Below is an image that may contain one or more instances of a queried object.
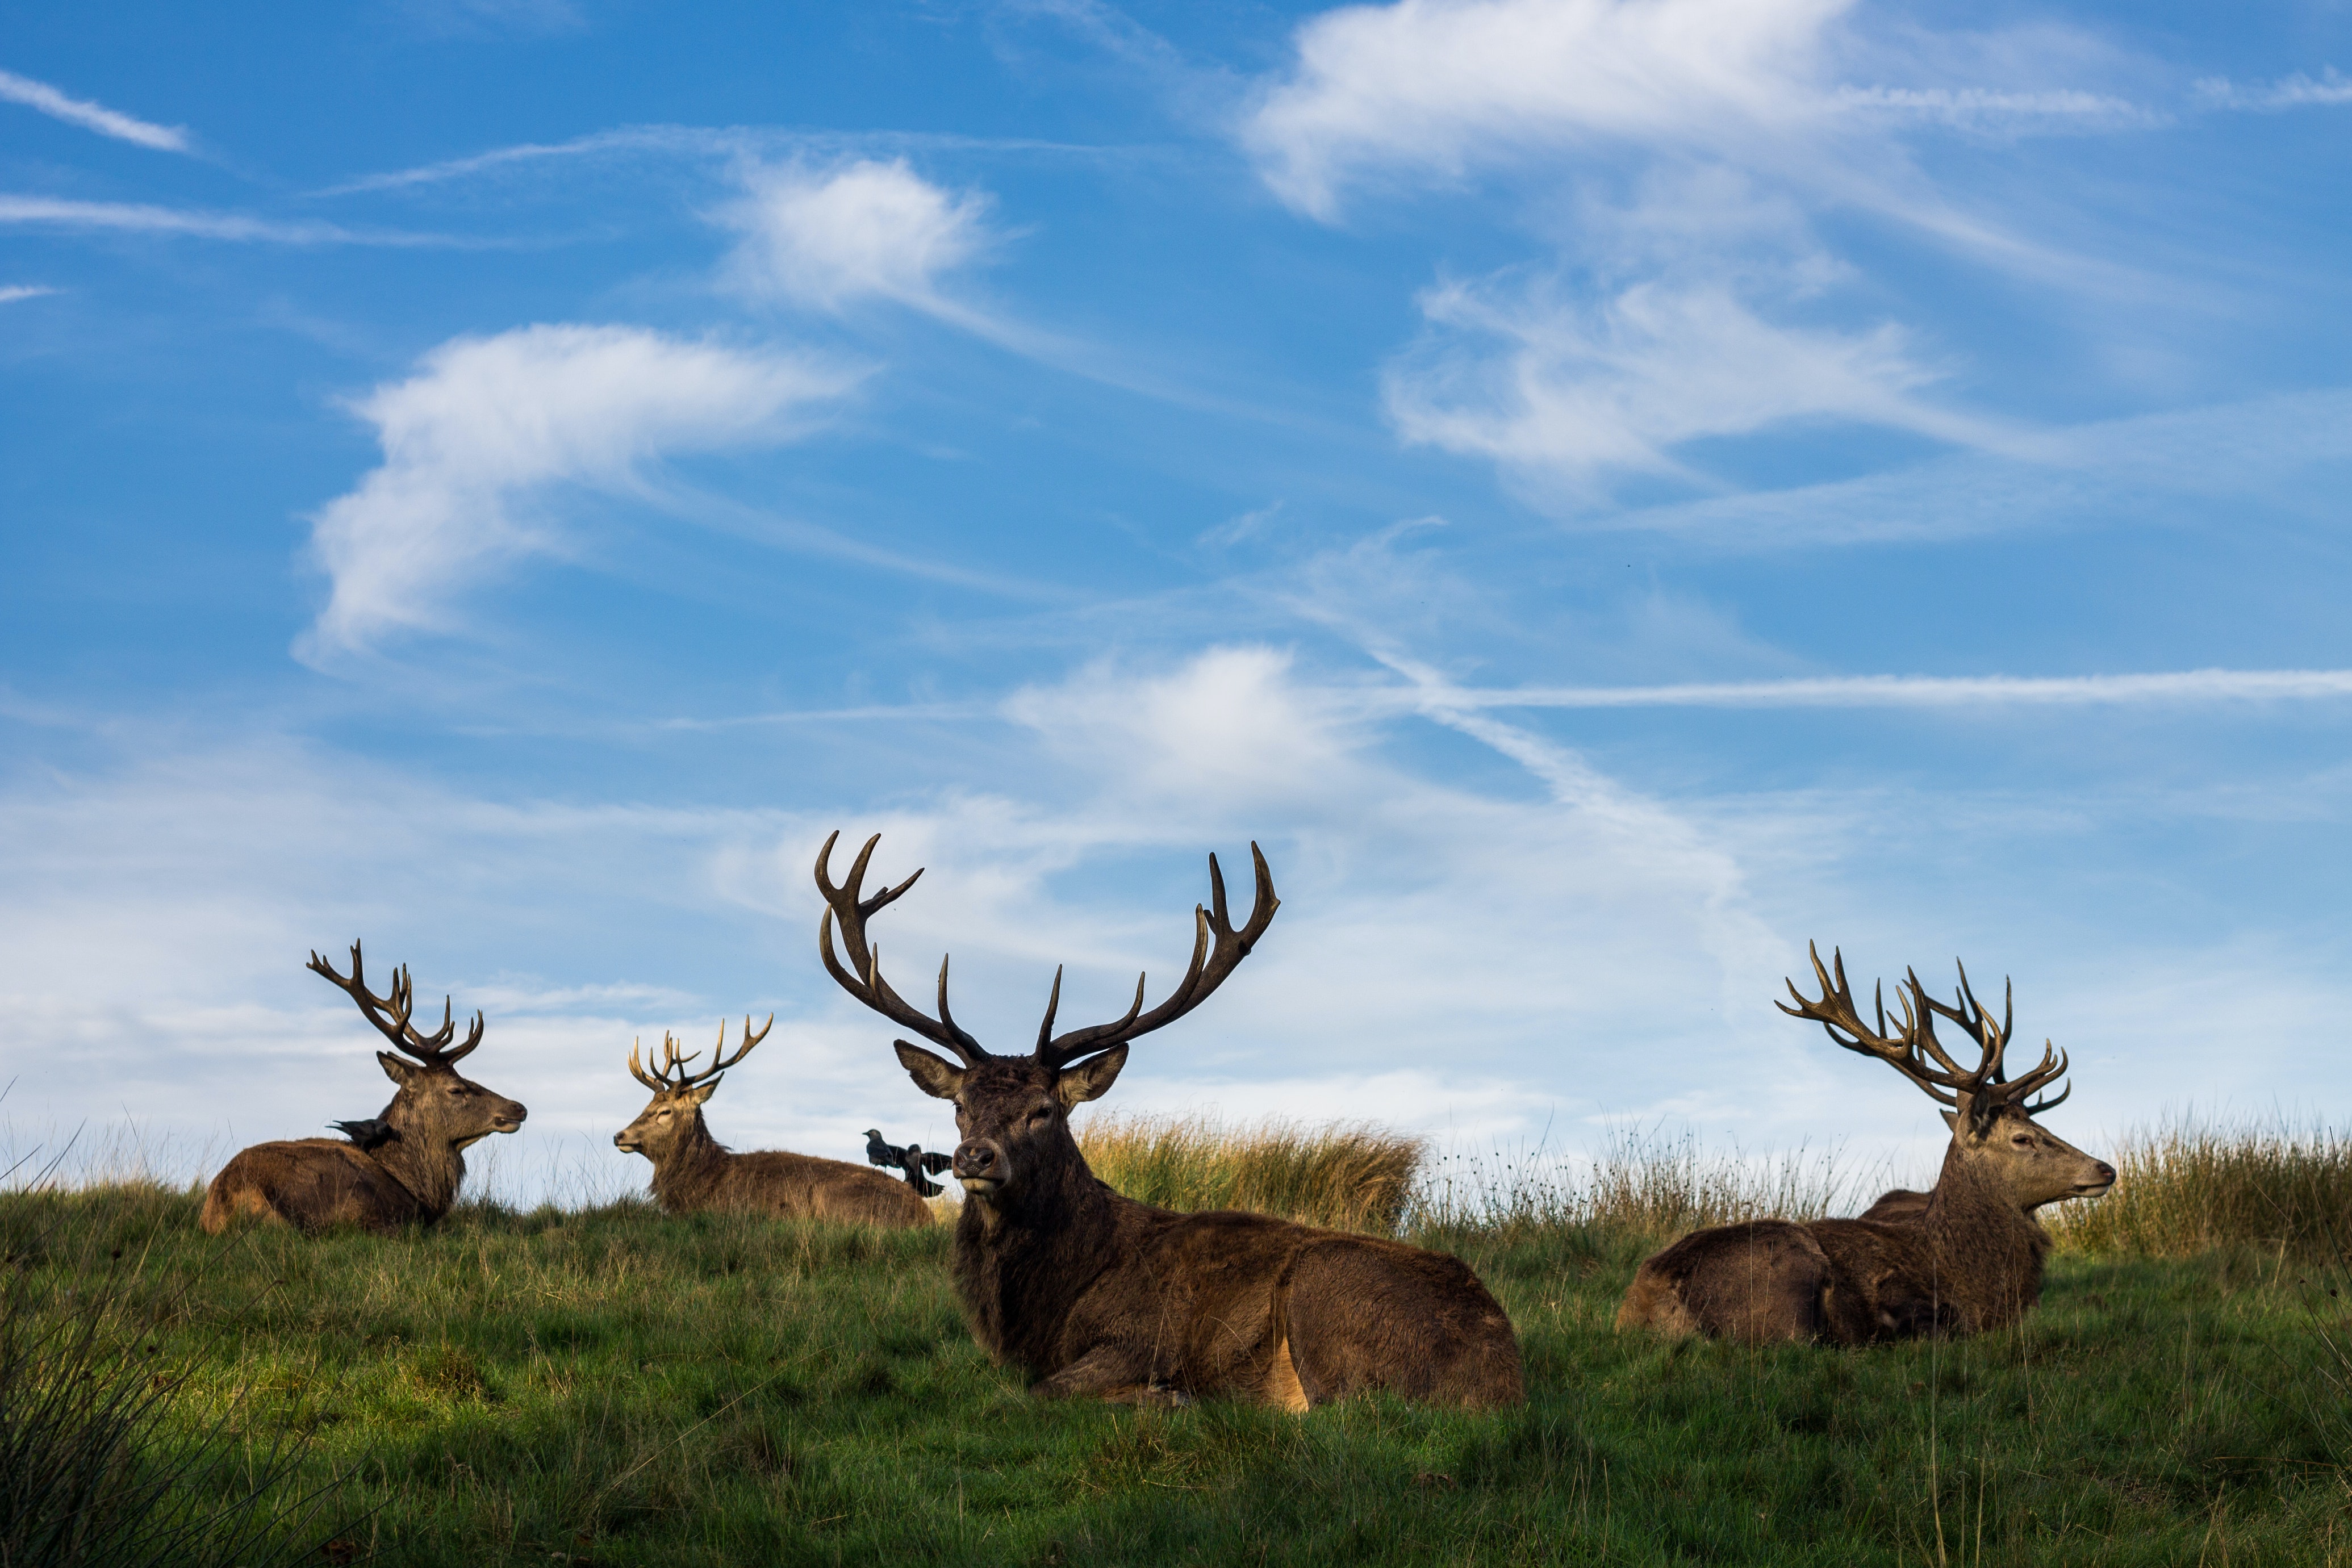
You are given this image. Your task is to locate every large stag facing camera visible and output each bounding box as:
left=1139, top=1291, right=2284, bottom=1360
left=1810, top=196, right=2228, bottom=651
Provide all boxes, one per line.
left=817, top=831, right=1524, bottom=1411
left=199, top=942, right=528, bottom=1235
left=1618, top=944, right=2114, bottom=1345
left=613, top=1015, right=931, bottom=1226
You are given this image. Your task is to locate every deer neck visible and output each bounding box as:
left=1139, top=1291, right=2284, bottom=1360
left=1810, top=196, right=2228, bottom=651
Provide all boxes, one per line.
left=951, top=1142, right=1124, bottom=1371
left=1920, top=1145, right=2052, bottom=1328
left=370, top=1097, right=466, bottom=1219
left=647, top=1113, right=730, bottom=1210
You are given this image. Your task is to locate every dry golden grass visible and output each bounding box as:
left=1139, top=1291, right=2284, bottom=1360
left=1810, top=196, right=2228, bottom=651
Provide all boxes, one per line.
left=2046, top=1116, right=2352, bottom=1261
left=1072, top=1113, right=1424, bottom=1234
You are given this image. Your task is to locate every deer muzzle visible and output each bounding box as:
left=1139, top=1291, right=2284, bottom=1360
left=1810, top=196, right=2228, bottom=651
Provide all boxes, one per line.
left=2073, top=1160, right=2116, bottom=1196
left=954, top=1138, right=1008, bottom=1197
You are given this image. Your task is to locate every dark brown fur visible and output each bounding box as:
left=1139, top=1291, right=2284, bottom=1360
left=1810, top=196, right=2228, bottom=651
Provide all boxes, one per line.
left=1619, top=1100, right=2112, bottom=1345
left=615, top=1082, right=929, bottom=1227
left=918, top=1052, right=1523, bottom=1409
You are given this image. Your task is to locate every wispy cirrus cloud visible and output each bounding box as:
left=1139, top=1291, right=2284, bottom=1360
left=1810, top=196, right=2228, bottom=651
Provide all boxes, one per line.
left=1382, top=668, right=2352, bottom=713
left=2193, top=68, right=2352, bottom=112
left=301, top=324, right=859, bottom=660
left=0, top=66, right=188, bottom=152
left=0, top=194, right=448, bottom=245
left=0, top=284, right=58, bottom=304
left=1384, top=271, right=2036, bottom=494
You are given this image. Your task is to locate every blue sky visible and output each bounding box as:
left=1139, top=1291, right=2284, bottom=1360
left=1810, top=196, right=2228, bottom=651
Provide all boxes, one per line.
left=5, top=0, right=2351, bottom=1201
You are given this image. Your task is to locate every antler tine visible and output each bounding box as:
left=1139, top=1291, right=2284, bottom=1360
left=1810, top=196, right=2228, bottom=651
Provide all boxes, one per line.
left=1778, top=943, right=1969, bottom=1106
left=1038, top=843, right=1278, bottom=1071
left=814, top=831, right=986, bottom=1064
left=626, top=1036, right=666, bottom=1091
left=701, top=1013, right=774, bottom=1081
left=307, top=940, right=482, bottom=1066
left=1033, top=967, right=1064, bottom=1055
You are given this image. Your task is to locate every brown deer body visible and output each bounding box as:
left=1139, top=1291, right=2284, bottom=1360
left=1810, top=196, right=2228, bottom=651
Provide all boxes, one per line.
left=613, top=1018, right=930, bottom=1227
left=200, top=944, right=527, bottom=1235
left=817, top=832, right=1523, bottom=1410
left=1618, top=946, right=2112, bottom=1345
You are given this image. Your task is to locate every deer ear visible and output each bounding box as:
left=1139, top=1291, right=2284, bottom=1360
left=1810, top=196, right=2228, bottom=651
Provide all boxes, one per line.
left=684, top=1081, right=719, bottom=1107
left=377, top=1051, right=419, bottom=1087
left=1055, top=1044, right=1129, bottom=1108
left=894, top=1040, right=964, bottom=1100
left=1940, top=1109, right=1960, bottom=1132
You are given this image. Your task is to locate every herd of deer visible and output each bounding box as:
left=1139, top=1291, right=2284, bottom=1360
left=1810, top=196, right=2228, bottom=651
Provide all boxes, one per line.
left=198, top=833, right=2115, bottom=1412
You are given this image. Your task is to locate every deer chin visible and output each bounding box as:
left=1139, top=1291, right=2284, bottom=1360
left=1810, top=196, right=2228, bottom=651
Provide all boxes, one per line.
left=958, top=1175, right=1006, bottom=1199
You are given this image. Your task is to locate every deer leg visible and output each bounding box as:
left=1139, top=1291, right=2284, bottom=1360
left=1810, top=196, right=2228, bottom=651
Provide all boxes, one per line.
left=1029, top=1346, right=1191, bottom=1407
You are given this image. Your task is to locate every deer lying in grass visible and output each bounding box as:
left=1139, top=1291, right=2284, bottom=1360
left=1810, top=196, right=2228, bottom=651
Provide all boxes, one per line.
left=817, top=831, right=1523, bottom=1410
left=1618, top=944, right=2113, bottom=1345
left=613, top=1017, right=931, bottom=1227
left=200, top=943, right=527, bottom=1235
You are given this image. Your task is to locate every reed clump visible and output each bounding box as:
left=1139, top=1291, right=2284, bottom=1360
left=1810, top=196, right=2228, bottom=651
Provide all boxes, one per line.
left=2046, top=1117, right=2352, bottom=1262
left=1073, top=1114, right=1425, bottom=1234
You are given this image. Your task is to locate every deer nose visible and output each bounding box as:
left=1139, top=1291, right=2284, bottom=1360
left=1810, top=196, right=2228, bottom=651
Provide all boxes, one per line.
left=2095, top=1161, right=2116, bottom=1183
left=953, top=1140, right=999, bottom=1178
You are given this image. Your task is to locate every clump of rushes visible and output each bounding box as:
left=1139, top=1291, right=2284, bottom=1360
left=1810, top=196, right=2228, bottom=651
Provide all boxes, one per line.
left=1072, top=1114, right=1426, bottom=1235
left=2046, top=1116, right=2352, bottom=1262
left=0, top=1199, right=336, bottom=1567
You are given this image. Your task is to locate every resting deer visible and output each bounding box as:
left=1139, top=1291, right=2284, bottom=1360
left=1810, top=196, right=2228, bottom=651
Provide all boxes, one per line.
left=1618, top=945, right=2113, bottom=1345
left=613, top=1017, right=930, bottom=1227
left=200, top=943, right=527, bottom=1235
left=816, top=831, right=1523, bottom=1410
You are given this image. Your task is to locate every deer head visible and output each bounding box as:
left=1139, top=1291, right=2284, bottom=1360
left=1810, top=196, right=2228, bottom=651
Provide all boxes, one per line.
left=814, top=831, right=1277, bottom=1212
left=614, top=1015, right=773, bottom=1162
left=307, top=942, right=527, bottom=1151
left=1780, top=943, right=2113, bottom=1209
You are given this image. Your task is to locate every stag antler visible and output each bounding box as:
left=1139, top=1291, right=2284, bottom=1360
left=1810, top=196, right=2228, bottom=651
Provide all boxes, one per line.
left=1033, top=844, right=1279, bottom=1071
left=813, top=831, right=1280, bottom=1070
left=307, top=940, right=482, bottom=1065
left=814, top=831, right=985, bottom=1064
left=1779, top=943, right=2070, bottom=1128
left=626, top=1014, right=774, bottom=1093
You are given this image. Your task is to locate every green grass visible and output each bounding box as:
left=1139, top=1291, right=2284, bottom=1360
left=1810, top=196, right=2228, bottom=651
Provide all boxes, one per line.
left=6, top=1178, right=2351, bottom=1566
left=1074, top=1113, right=1424, bottom=1234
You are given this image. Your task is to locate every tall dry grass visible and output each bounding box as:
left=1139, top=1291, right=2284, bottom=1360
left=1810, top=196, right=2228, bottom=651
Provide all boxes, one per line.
left=1073, top=1114, right=1424, bottom=1234
left=2046, top=1117, right=2352, bottom=1261
left=1419, top=1126, right=1881, bottom=1240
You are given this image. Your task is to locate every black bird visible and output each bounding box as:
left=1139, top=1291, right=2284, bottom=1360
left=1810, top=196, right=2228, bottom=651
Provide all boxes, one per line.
left=863, top=1128, right=953, bottom=1198
left=328, top=1117, right=396, bottom=1152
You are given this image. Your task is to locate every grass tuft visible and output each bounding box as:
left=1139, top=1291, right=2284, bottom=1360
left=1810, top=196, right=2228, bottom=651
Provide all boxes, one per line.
left=1074, top=1113, right=1424, bottom=1234
left=2048, top=1117, right=2352, bottom=1262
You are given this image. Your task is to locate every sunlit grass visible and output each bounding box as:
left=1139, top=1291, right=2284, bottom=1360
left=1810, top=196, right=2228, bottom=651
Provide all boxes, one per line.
left=2047, top=1117, right=2352, bottom=1263
left=1073, top=1112, right=1424, bottom=1234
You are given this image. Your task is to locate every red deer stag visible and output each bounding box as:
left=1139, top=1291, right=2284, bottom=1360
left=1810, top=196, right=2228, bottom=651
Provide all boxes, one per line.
left=613, top=1016, right=931, bottom=1227
left=1618, top=944, right=2113, bottom=1344
left=200, top=943, right=527, bottom=1235
left=815, top=831, right=1523, bottom=1410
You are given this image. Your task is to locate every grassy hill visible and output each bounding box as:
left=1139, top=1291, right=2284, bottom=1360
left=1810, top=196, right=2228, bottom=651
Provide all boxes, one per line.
left=4, top=1126, right=2350, bottom=1566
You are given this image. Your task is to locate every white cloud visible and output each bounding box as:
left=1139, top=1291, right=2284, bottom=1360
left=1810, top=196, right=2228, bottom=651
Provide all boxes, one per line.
left=0, top=68, right=188, bottom=152
left=0, top=194, right=433, bottom=245
left=1243, top=0, right=1849, bottom=220
left=2194, top=68, right=2352, bottom=111
left=301, top=324, right=858, bottom=658
left=0, top=285, right=57, bottom=304
left=717, top=158, right=994, bottom=315
left=1381, top=668, right=2352, bottom=713
left=1384, top=271, right=2024, bottom=492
